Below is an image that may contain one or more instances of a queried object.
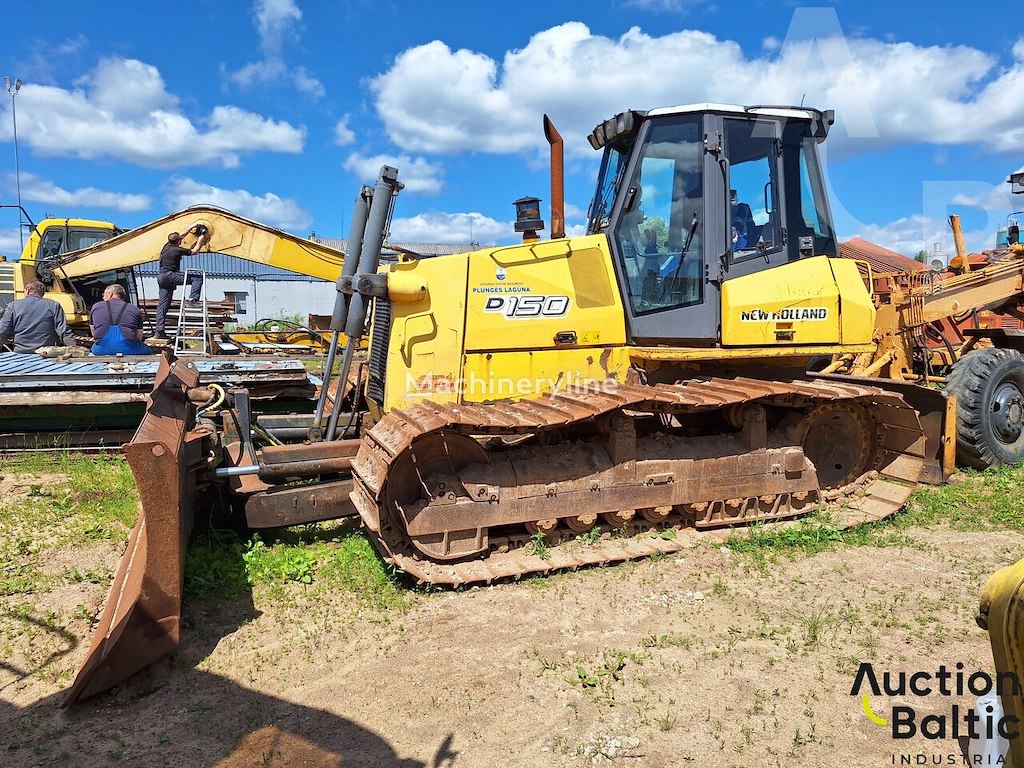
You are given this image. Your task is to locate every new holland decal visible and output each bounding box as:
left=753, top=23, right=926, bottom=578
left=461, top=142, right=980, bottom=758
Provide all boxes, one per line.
left=740, top=307, right=829, bottom=322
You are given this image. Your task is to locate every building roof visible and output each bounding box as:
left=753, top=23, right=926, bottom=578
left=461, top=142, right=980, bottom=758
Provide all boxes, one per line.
left=310, top=237, right=475, bottom=257
left=136, top=239, right=477, bottom=282
left=838, top=237, right=928, bottom=273
left=136, top=253, right=323, bottom=281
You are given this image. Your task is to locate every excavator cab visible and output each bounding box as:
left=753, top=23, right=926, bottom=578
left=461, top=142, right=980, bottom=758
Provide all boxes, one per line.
left=587, top=105, right=839, bottom=345
left=19, top=218, right=124, bottom=321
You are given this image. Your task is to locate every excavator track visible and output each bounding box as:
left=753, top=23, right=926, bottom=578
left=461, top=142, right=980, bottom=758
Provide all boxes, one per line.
left=350, top=377, right=930, bottom=585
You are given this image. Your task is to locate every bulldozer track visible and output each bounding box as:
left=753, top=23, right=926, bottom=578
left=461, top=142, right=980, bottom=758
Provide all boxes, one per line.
left=350, top=377, right=928, bottom=585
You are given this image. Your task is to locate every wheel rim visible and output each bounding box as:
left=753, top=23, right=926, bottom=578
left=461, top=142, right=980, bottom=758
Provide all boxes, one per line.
left=799, top=403, right=876, bottom=488
left=640, top=506, right=672, bottom=523
left=525, top=519, right=558, bottom=535
left=382, top=433, right=489, bottom=561
left=991, top=381, right=1024, bottom=445
left=602, top=509, right=635, bottom=527
left=564, top=514, right=598, bottom=533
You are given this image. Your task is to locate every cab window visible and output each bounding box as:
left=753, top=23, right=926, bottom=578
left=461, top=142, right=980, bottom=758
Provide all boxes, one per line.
left=612, top=116, right=704, bottom=316
left=725, top=119, right=781, bottom=262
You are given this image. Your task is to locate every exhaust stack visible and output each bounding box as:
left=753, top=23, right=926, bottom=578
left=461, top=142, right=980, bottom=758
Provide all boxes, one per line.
left=543, top=115, right=565, bottom=239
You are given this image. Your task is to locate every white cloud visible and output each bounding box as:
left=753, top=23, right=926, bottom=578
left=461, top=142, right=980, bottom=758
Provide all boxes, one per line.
left=11, top=173, right=152, bottom=213
left=849, top=214, right=949, bottom=257
left=389, top=202, right=587, bottom=244
left=0, top=59, right=305, bottom=169
left=343, top=152, right=444, bottom=195
left=848, top=212, right=1003, bottom=258
left=369, top=20, right=1024, bottom=160
left=623, top=0, right=704, bottom=12
left=227, top=58, right=287, bottom=90
left=293, top=67, right=325, bottom=98
left=0, top=227, right=22, bottom=258
left=564, top=202, right=588, bottom=221
left=255, top=0, right=301, bottom=54
left=389, top=211, right=512, bottom=245
left=162, top=177, right=312, bottom=231
left=334, top=116, right=356, bottom=146
left=79, top=57, right=176, bottom=117
left=224, top=0, right=324, bottom=98
left=950, top=184, right=1017, bottom=214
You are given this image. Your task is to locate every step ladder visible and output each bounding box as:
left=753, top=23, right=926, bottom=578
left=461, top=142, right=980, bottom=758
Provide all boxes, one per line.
left=173, top=269, right=209, bottom=355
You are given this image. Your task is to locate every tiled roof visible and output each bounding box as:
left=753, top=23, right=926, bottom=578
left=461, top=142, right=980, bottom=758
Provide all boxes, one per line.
left=838, top=237, right=928, bottom=273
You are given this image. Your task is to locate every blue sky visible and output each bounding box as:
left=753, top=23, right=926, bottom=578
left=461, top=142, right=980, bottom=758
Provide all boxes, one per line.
left=0, top=0, right=1022, bottom=259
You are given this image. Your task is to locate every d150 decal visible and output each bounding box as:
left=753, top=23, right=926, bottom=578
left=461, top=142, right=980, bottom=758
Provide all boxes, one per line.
left=483, top=294, right=571, bottom=319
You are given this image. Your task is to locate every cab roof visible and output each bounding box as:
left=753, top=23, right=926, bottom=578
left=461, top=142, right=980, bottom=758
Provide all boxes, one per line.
left=646, top=103, right=826, bottom=122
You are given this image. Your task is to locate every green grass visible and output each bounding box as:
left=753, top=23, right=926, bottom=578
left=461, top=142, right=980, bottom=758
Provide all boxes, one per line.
left=184, top=522, right=411, bottom=611
left=1, top=451, right=409, bottom=616
left=898, top=464, right=1024, bottom=530
left=6, top=452, right=1024, bottom=626
left=727, top=463, right=1024, bottom=567
left=0, top=451, right=137, bottom=597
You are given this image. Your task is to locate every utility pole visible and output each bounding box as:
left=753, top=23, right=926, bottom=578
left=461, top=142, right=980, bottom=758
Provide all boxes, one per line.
left=4, top=76, right=23, bottom=251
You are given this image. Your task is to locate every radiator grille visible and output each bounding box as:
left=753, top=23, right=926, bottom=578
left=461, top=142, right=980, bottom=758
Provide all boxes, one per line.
left=366, top=299, right=392, bottom=408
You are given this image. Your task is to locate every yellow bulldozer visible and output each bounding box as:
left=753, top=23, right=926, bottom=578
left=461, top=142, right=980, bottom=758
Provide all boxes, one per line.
left=64, top=103, right=1024, bottom=703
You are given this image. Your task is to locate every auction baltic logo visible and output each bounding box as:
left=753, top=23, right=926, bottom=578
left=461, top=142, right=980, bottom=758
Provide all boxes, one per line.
left=851, top=661, right=1020, bottom=764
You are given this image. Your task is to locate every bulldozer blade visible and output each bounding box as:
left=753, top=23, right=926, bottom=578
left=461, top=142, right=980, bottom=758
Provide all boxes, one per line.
left=63, top=355, right=204, bottom=706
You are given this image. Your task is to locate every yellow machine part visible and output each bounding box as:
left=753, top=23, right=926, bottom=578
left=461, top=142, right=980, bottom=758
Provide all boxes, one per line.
left=382, top=235, right=629, bottom=411
left=721, top=256, right=875, bottom=346
left=382, top=254, right=470, bottom=410
left=978, top=560, right=1024, bottom=767
left=14, top=207, right=350, bottom=336
left=18, top=217, right=119, bottom=267
left=8, top=260, right=88, bottom=320
left=463, top=235, right=626, bottom=352
left=54, top=206, right=346, bottom=281
left=461, top=347, right=632, bottom=402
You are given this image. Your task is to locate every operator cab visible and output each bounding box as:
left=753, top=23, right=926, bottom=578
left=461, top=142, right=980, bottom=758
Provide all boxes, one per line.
left=30, top=220, right=132, bottom=310
left=586, top=104, right=838, bottom=345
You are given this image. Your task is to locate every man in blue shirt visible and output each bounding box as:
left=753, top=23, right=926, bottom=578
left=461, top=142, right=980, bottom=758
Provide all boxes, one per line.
left=0, top=281, right=77, bottom=353
left=89, top=284, right=153, bottom=356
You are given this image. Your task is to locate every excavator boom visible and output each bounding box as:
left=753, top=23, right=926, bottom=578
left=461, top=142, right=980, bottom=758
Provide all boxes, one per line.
left=54, top=205, right=346, bottom=281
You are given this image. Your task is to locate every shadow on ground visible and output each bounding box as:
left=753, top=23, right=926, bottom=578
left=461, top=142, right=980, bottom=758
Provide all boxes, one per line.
left=1, top=518, right=447, bottom=768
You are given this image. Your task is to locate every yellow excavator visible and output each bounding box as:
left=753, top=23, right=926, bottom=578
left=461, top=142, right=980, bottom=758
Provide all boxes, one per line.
left=65, top=104, right=1024, bottom=703
left=0, top=205, right=350, bottom=351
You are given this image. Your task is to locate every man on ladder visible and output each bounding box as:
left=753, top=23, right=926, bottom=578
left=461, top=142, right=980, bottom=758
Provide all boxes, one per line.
left=153, top=224, right=208, bottom=340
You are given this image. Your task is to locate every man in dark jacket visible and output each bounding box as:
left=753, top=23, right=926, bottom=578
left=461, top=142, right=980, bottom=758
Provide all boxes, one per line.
left=154, top=224, right=208, bottom=338
left=0, top=281, right=77, bottom=353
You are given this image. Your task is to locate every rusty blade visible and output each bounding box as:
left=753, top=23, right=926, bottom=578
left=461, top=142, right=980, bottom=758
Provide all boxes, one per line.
left=63, top=354, right=202, bottom=706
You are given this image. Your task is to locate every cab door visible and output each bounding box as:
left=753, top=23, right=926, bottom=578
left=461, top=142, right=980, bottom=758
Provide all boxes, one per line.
left=718, top=116, right=787, bottom=279
left=606, top=113, right=722, bottom=345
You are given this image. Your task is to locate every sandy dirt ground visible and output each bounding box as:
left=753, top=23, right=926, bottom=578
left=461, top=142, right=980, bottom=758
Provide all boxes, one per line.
left=2, top=472, right=1023, bottom=767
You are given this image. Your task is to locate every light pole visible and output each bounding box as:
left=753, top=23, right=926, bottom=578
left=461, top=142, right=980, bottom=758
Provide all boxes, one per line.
left=4, top=76, right=22, bottom=251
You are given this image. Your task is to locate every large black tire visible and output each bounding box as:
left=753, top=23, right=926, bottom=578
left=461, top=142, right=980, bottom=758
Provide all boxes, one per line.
left=946, top=347, right=1024, bottom=469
